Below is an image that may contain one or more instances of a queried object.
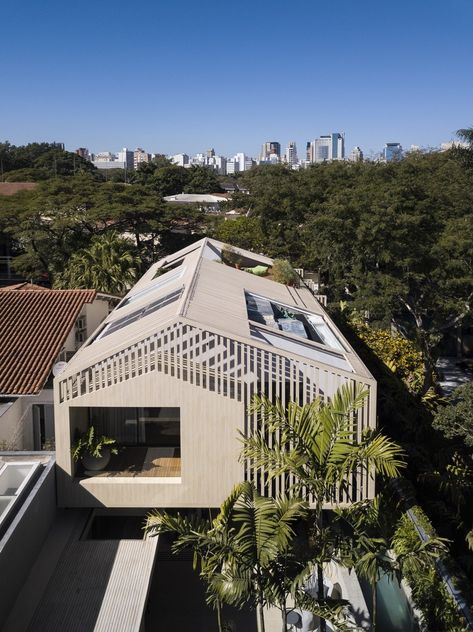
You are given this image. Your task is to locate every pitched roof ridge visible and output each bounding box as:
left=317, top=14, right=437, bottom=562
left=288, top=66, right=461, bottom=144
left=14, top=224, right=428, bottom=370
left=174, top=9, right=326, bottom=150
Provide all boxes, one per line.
left=177, top=238, right=208, bottom=318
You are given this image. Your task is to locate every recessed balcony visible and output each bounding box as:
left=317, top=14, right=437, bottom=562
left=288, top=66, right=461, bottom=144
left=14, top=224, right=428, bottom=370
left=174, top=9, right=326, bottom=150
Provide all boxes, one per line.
left=82, top=447, right=181, bottom=478
left=71, top=407, right=181, bottom=479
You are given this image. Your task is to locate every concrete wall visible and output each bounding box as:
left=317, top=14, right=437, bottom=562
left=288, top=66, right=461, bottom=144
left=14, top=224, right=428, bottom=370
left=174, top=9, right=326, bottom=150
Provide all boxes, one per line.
left=0, top=456, right=56, bottom=629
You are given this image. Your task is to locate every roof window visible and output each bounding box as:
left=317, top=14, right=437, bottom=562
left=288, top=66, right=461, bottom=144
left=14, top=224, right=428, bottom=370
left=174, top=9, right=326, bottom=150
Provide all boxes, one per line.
left=118, top=266, right=185, bottom=309
left=245, top=291, right=344, bottom=351
left=91, top=287, right=183, bottom=343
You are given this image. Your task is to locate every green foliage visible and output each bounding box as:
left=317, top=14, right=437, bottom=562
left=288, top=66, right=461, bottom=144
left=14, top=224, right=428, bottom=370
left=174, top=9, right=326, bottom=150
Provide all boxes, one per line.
left=0, top=141, right=97, bottom=179
left=54, top=231, right=140, bottom=295
left=271, top=259, right=299, bottom=286
left=214, top=216, right=265, bottom=252
left=242, top=385, right=405, bottom=631
left=348, top=314, right=425, bottom=396
left=236, top=152, right=473, bottom=391
left=130, top=156, right=190, bottom=196
left=243, top=384, right=405, bottom=507
left=433, top=382, right=473, bottom=448
left=0, top=176, right=177, bottom=281
left=146, top=482, right=326, bottom=632
left=71, top=426, right=118, bottom=461
left=183, top=165, right=222, bottom=194
left=221, top=244, right=244, bottom=268
left=393, top=514, right=467, bottom=631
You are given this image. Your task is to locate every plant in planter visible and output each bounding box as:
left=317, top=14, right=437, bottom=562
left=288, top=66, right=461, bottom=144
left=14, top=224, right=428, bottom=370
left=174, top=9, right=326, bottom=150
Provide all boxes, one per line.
left=221, top=245, right=244, bottom=269
left=271, top=259, right=299, bottom=286
left=71, top=426, right=118, bottom=471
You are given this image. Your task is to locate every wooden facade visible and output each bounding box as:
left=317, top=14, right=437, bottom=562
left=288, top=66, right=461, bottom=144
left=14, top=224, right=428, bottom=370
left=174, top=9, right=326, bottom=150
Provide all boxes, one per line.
left=55, top=239, right=376, bottom=509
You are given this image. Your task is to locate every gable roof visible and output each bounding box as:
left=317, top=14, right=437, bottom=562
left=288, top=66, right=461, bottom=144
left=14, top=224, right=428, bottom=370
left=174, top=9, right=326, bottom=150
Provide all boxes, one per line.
left=0, top=289, right=95, bottom=395
left=64, top=239, right=372, bottom=380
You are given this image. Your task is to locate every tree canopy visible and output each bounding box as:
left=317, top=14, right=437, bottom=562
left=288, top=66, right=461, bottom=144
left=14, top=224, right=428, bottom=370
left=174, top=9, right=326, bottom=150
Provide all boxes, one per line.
left=222, top=151, right=473, bottom=391
left=433, top=382, right=473, bottom=448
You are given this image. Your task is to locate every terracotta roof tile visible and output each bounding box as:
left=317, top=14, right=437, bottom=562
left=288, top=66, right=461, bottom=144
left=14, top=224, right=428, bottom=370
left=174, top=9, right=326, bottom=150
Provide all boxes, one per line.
left=0, top=289, right=96, bottom=395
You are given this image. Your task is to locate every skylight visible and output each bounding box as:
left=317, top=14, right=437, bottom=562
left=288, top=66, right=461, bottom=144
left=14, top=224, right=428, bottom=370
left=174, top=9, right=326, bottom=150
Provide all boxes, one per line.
left=250, top=326, right=352, bottom=372
left=245, top=291, right=344, bottom=352
left=92, top=287, right=184, bottom=343
left=118, top=266, right=185, bottom=309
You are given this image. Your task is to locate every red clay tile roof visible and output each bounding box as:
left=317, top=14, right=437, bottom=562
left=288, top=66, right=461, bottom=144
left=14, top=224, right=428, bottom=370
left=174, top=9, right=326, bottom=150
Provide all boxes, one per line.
left=0, top=289, right=96, bottom=395
left=0, top=182, right=38, bottom=196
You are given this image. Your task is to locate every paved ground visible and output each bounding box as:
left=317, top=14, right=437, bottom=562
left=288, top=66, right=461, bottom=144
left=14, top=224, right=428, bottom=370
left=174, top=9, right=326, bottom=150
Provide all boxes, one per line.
left=436, top=356, right=473, bottom=395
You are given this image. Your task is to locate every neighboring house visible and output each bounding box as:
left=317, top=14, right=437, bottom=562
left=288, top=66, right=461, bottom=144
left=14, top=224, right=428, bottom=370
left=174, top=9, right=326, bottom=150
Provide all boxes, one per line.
left=55, top=238, right=376, bottom=510
left=0, top=285, right=113, bottom=450
left=163, top=192, right=230, bottom=213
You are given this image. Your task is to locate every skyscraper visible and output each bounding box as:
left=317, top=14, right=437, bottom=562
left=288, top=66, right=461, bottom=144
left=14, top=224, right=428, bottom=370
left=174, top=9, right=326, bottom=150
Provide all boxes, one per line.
left=285, top=141, right=298, bottom=166
left=260, top=141, right=281, bottom=161
left=307, top=133, right=345, bottom=163
left=75, top=148, right=90, bottom=160
left=133, top=148, right=151, bottom=170
left=350, top=146, right=363, bottom=162
left=382, top=143, right=403, bottom=162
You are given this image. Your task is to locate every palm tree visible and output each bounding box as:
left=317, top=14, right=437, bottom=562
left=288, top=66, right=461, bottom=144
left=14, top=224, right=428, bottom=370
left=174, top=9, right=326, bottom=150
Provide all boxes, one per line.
left=146, top=482, right=351, bottom=632
left=391, top=516, right=448, bottom=576
left=54, top=231, right=140, bottom=295
left=241, top=383, right=405, bottom=632
left=337, top=495, right=399, bottom=632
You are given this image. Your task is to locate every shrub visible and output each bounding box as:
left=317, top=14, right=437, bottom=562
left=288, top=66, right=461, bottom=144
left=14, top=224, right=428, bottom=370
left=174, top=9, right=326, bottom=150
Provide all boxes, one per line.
left=271, top=259, right=299, bottom=286
left=221, top=245, right=244, bottom=269
left=393, top=513, right=468, bottom=632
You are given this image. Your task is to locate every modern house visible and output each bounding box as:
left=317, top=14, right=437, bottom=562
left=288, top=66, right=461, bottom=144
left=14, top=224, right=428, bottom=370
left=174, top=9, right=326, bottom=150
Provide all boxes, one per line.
left=0, top=285, right=113, bottom=451
left=55, top=238, right=377, bottom=510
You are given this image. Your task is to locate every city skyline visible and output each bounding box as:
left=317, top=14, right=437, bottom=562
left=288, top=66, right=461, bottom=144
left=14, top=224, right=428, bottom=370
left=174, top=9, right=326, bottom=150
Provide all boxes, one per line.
left=1, top=0, right=472, bottom=157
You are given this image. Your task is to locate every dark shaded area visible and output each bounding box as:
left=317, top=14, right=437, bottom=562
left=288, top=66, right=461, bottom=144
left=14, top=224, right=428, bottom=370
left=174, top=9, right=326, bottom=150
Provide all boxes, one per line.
left=145, top=532, right=257, bottom=632
left=86, top=514, right=145, bottom=540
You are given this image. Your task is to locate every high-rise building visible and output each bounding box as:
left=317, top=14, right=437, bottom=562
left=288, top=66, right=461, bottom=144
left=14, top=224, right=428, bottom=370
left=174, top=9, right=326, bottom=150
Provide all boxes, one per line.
left=260, top=141, right=281, bottom=162
left=134, top=148, right=151, bottom=170
left=75, top=148, right=90, bottom=161
left=234, top=152, right=252, bottom=172
left=285, top=141, right=298, bottom=166
left=116, top=148, right=134, bottom=171
left=92, top=148, right=134, bottom=171
left=306, top=142, right=312, bottom=162
left=350, top=146, right=363, bottom=162
left=308, top=133, right=345, bottom=163
left=170, top=154, right=189, bottom=167
left=382, top=143, right=403, bottom=162
left=226, top=159, right=239, bottom=175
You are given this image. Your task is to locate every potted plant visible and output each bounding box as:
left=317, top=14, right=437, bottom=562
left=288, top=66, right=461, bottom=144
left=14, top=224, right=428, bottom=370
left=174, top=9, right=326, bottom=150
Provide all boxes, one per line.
left=71, top=426, right=118, bottom=471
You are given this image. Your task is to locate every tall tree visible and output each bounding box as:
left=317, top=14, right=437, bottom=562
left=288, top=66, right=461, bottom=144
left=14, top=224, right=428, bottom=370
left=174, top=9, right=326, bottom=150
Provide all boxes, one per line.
left=241, top=383, right=405, bottom=632
left=54, top=231, right=140, bottom=295
left=146, top=482, right=352, bottom=632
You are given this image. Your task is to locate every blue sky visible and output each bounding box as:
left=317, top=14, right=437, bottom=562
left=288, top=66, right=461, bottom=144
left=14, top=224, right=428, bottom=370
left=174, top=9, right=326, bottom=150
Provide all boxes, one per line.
left=2, top=0, right=472, bottom=158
